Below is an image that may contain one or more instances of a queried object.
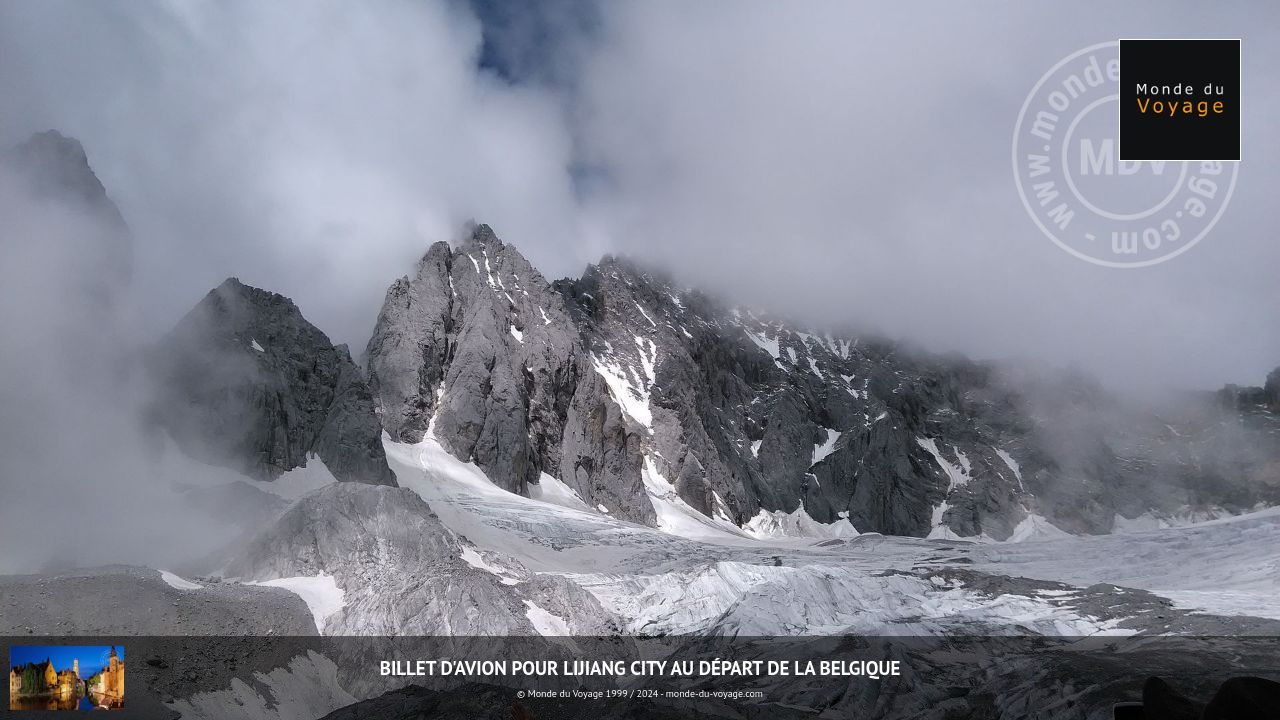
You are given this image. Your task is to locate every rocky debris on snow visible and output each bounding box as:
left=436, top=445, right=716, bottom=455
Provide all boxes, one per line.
left=0, top=565, right=315, bottom=636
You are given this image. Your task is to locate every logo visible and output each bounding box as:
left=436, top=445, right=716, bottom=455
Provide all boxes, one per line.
left=1119, top=39, right=1240, bottom=161
left=1012, top=41, right=1238, bottom=268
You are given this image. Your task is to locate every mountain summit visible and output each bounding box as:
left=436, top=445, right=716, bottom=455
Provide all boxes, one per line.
left=151, top=278, right=396, bottom=487
left=367, top=224, right=1280, bottom=538
left=2, top=130, right=133, bottom=296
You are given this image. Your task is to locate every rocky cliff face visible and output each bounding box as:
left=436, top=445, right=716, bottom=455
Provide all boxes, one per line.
left=151, top=278, right=396, bottom=486
left=367, top=224, right=1280, bottom=539
left=365, top=224, right=652, bottom=523
left=556, top=258, right=1016, bottom=537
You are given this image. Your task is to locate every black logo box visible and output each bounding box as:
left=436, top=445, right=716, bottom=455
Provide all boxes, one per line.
left=1119, top=38, right=1240, bottom=161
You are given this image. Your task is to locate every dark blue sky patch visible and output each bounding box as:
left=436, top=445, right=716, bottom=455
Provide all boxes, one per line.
left=466, top=0, right=599, bottom=84
left=10, top=645, right=122, bottom=678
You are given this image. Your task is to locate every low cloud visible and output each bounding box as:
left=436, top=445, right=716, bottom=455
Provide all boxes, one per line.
left=0, top=0, right=585, bottom=352
left=3, top=2, right=1275, bottom=391
left=572, top=2, right=1280, bottom=391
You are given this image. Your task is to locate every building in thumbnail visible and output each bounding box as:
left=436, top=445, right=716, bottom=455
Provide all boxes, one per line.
left=10, top=648, right=109, bottom=705
left=56, top=659, right=80, bottom=696
left=94, top=647, right=124, bottom=702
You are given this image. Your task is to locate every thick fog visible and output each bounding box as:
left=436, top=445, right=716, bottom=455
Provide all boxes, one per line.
left=0, top=2, right=1277, bottom=570
left=0, top=164, right=257, bottom=573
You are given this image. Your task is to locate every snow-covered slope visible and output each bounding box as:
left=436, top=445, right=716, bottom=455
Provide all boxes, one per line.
left=220, top=476, right=619, bottom=636
left=967, top=505, right=1280, bottom=620
left=229, top=432, right=1277, bottom=638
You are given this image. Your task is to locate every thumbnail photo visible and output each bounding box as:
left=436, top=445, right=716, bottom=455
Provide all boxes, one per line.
left=8, top=646, right=124, bottom=711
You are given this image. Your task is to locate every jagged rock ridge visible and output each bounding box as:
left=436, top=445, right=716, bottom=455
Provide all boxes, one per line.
left=367, top=224, right=1280, bottom=539
left=365, top=225, right=652, bottom=523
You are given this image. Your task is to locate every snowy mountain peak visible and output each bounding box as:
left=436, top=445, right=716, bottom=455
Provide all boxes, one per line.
left=364, top=226, right=1280, bottom=541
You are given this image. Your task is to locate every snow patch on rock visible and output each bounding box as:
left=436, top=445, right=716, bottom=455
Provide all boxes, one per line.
left=523, top=600, right=571, bottom=636
left=160, top=570, right=203, bottom=590
left=634, top=303, right=657, bottom=327
left=642, top=456, right=746, bottom=540
left=918, top=437, right=974, bottom=536
left=744, top=329, right=785, bottom=370
left=811, top=429, right=841, bottom=465
left=249, top=574, right=345, bottom=633
left=268, top=457, right=341, bottom=500
left=592, top=353, right=652, bottom=429
left=741, top=503, right=858, bottom=540
left=1008, top=514, right=1072, bottom=543
left=917, top=437, right=971, bottom=491
left=528, top=472, right=593, bottom=513
left=995, top=448, right=1024, bottom=491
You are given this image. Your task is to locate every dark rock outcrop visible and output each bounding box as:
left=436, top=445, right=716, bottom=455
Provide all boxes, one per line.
left=151, top=278, right=396, bottom=486
left=1219, top=366, right=1280, bottom=414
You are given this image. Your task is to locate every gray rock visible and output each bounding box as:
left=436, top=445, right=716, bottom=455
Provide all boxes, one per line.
left=150, top=278, right=396, bottom=486
left=365, top=241, right=455, bottom=442
left=365, top=225, right=1280, bottom=538
left=560, top=367, right=653, bottom=524
left=366, top=224, right=658, bottom=522
left=368, top=224, right=583, bottom=499
left=222, top=482, right=619, bottom=635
